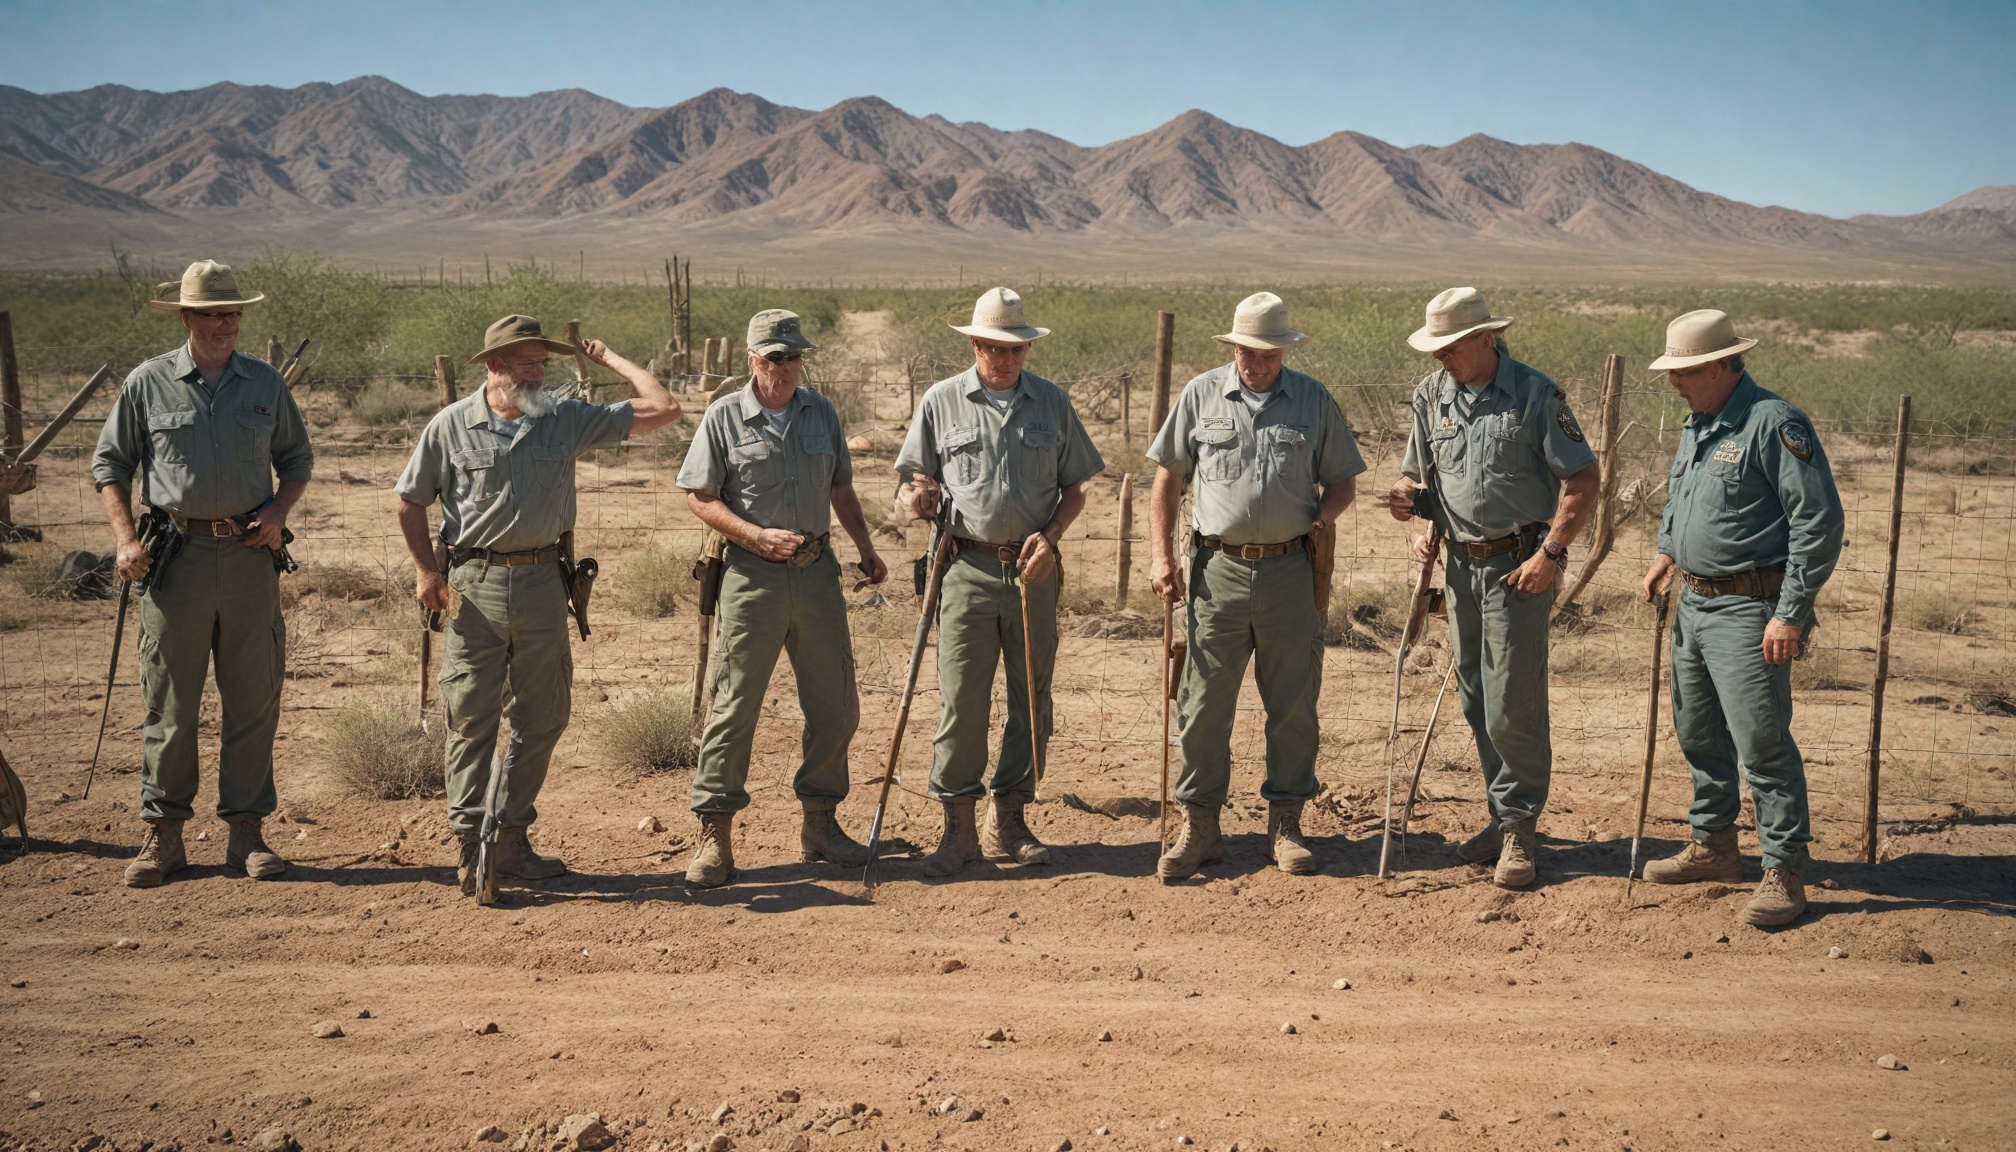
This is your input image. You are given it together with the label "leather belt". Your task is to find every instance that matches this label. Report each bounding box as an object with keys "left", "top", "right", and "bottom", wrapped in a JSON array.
[
  {"left": 175, "top": 516, "right": 244, "bottom": 538},
  {"left": 957, "top": 536, "right": 1023, "bottom": 562},
  {"left": 1199, "top": 535, "right": 1305, "bottom": 560},
  {"left": 1681, "top": 568, "right": 1784, "bottom": 600},
  {"left": 733, "top": 532, "right": 830, "bottom": 567},
  {"left": 451, "top": 543, "right": 563, "bottom": 568},
  {"left": 1453, "top": 524, "right": 1545, "bottom": 562}
]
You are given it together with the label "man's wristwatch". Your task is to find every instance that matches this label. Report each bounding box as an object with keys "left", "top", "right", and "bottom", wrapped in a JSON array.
[{"left": 1541, "top": 540, "right": 1569, "bottom": 568}]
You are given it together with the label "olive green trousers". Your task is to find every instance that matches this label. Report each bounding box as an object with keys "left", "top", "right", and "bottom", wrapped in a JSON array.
[
  {"left": 927, "top": 548, "right": 1058, "bottom": 801},
  {"left": 440, "top": 557, "right": 573, "bottom": 834}
]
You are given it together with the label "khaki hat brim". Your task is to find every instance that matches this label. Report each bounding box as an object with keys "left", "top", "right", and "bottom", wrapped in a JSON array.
[
  {"left": 1647, "top": 336, "right": 1758, "bottom": 371},
  {"left": 950, "top": 323, "right": 1049, "bottom": 345},
  {"left": 467, "top": 337, "right": 578, "bottom": 366},
  {"left": 1406, "top": 317, "right": 1512, "bottom": 353},
  {"left": 148, "top": 292, "right": 265, "bottom": 312},
  {"left": 1212, "top": 330, "right": 1308, "bottom": 350}
]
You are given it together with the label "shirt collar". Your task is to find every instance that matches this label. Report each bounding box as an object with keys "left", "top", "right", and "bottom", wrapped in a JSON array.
[
  {"left": 1690, "top": 373, "right": 1760, "bottom": 435},
  {"left": 172, "top": 344, "right": 244, "bottom": 389},
  {"left": 1437, "top": 354, "right": 1515, "bottom": 405},
  {"left": 1218, "top": 363, "right": 1302, "bottom": 404},
  {"left": 961, "top": 367, "right": 1024, "bottom": 405},
  {"left": 462, "top": 384, "right": 537, "bottom": 433},
  {"left": 737, "top": 380, "right": 810, "bottom": 424}
]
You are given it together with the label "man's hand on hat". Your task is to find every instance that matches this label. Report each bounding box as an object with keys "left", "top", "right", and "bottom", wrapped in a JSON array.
[{"left": 752, "top": 528, "right": 804, "bottom": 563}]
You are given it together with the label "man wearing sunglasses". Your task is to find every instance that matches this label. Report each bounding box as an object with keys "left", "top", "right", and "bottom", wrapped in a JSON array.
[
  {"left": 895, "top": 287, "right": 1104, "bottom": 877},
  {"left": 674, "top": 309, "right": 889, "bottom": 887},
  {"left": 395, "top": 314, "right": 679, "bottom": 892},
  {"left": 93, "top": 259, "right": 315, "bottom": 888}
]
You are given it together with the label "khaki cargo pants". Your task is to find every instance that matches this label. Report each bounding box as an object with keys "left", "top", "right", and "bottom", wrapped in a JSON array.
[
  {"left": 927, "top": 548, "right": 1058, "bottom": 801},
  {"left": 1444, "top": 548, "right": 1556, "bottom": 828},
  {"left": 440, "top": 557, "right": 573, "bottom": 834}
]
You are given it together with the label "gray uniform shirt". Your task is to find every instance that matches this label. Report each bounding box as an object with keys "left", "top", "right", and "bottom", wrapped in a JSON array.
[
  {"left": 1400, "top": 355, "right": 1596, "bottom": 543},
  {"left": 92, "top": 344, "right": 314, "bottom": 518},
  {"left": 1148, "top": 364, "right": 1367, "bottom": 544},
  {"left": 675, "top": 382, "right": 852, "bottom": 537},
  {"left": 896, "top": 368, "right": 1104, "bottom": 543},
  {"left": 393, "top": 387, "right": 634, "bottom": 551}
]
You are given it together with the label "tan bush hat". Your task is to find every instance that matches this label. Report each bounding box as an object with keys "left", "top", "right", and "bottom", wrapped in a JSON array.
[
  {"left": 1407, "top": 287, "right": 1512, "bottom": 352},
  {"left": 1647, "top": 309, "right": 1758, "bottom": 371},
  {"left": 746, "top": 309, "right": 817, "bottom": 355},
  {"left": 467, "top": 314, "right": 578, "bottom": 365},
  {"left": 950, "top": 287, "right": 1050, "bottom": 344},
  {"left": 148, "top": 259, "right": 264, "bottom": 312},
  {"left": 1211, "top": 292, "right": 1308, "bottom": 350}
]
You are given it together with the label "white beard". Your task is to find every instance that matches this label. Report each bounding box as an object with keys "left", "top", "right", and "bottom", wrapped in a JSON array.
[{"left": 509, "top": 378, "right": 558, "bottom": 418}]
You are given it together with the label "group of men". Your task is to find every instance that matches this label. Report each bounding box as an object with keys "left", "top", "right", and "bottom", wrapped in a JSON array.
[{"left": 93, "top": 260, "right": 1845, "bottom": 927}]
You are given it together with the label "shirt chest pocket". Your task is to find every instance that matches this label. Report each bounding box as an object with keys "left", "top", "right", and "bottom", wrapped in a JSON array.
[
  {"left": 1193, "top": 421, "right": 1242, "bottom": 483},
  {"left": 799, "top": 431, "right": 836, "bottom": 487},
  {"left": 148, "top": 409, "right": 197, "bottom": 463},
  {"left": 234, "top": 408, "right": 275, "bottom": 467},
  {"left": 1431, "top": 426, "right": 1464, "bottom": 476},
  {"left": 1018, "top": 426, "right": 1060, "bottom": 485},
  {"left": 730, "top": 437, "right": 784, "bottom": 492},
  {"left": 533, "top": 444, "right": 569, "bottom": 491},
  {"left": 451, "top": 447, "right": 503, "bottom": 500},
  {"left": 1483, "top": 414, "right": 1533, "bottom": 478},
  {"left": 939, "top": 424, "right": 984, "bottom": 488},
  {"left": 1265, "top": 425, "right": 1311, "bottom": 480}
]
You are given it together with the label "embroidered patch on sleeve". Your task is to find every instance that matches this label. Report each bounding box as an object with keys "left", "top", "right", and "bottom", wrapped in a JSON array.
[
  {"left": 1778, "top": 420, "right": 1815, "bottom": 462},
  {"left": 1557, "top": 403, "right": 1585, "bottom": 443},
  {"left": 1712, "top": 440, "right": 1745, "bottom": 465}
]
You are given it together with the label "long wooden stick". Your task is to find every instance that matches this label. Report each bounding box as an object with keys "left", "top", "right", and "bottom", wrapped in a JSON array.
[
  {"left": 1396, "top": 660, "right": 1458, "bottom": 859},
  {"left": 1160, "top": 599, "right": 1177, "bottom": 848},
  {"left": 1864, "top": 394, "right": 1911, "bottom": 864},
  {"left": 861, "top": 512, "right": 956, "bottom": 888},
  {"left": 1625, "top": 577, "right": 1675, "bottom": 905},
  {"left": 1013, "top": 565, "right": 1045, "bottom": 796},
  {"left": 1557, "top": 353, "right": 1625, "bottom": 617},
  {"left": 1114, "top": 475, "right": 1134, "bottom": 611},
  {"left": 1378, "top": 536, "right": 1441, "bottom": 879}
]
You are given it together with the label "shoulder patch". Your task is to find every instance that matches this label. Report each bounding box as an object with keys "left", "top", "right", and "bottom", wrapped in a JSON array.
[
  {"left": 1557, "top": 403, "right": 1585, "bottom": 443},
  {"left": 1778, "top": 420, "right": 1815, "bottom": 462}
]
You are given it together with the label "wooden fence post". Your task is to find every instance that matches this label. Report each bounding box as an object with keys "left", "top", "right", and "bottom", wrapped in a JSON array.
[
  {"left": 434, "top": 355, "right": 456, "bottom": 409},
  {"left": 0, "top": 311, "right": 21, "bottom": 532},
  {"left": 1114, "top": 474, "right": 1135, "bottom": 612},
  {"left": 265, "top": 336, "right": 283, "bottom": 367},
  {"left": 1149, "top": 311, "right": 1175, "bottom": 436},
  {"left": 1864, "top": 393, "right": 1911, "bottom": 865},
  {"left": 1121, "top": 369, "right": 1133, "bottom": 442},
  {"left": 1556, "top": 353, "right": 1625, "bottom": 616}
]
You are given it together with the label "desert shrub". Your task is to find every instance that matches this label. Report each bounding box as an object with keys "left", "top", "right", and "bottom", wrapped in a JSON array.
[
  {"left": 1328, "top": 578, "right": 1407, "bottom": 649},
  {"left": 613, "top": 541, "right": 698, "bottom": 617},
  {"left": 1901, "top": 587, "right": 1980, "bottom": 635},
  {"left": 598, "top": 692, "right": 697, "bottom": 774},
  {"left": 351, "top": 379, "right": 436, "bottom": 425},
  {"left": 322, "top": 704, "right": 442, "bottom": 800}
]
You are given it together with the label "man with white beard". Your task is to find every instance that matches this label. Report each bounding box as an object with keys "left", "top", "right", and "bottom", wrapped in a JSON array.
[{"left": 395, "top": 315, "right": 678, "bottom": 891}]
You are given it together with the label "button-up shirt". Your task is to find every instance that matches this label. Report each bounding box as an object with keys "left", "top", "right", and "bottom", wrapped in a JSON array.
[
  {"left": 393, "top": 386, "right": 633, "bottom": 552},
  {"left": 896, "top": 367, "right": 1104, "bottom": 543},
  {"left": 1400, "top": 355, "right": 1596, "bottom": 543},
  {"left": 1657, "top": 374, "right": 1844, "bottom": 627},
  {"left": 675, "top": 381, "right": 852, "bottom": 536},
  {"left": 91, "top": 344, "right": 314, "bottom": 519},
  {"left": 1148, "top": 364, "right": 1367, "bottom": 544}
]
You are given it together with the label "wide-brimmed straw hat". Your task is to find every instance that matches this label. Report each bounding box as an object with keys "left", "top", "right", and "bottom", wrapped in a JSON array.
[
  {"left": 1212, "top": 292, "right": 1308, "bottom": 350},
  {"left": 1407, "top": 287, "right": 1513, "bottom": 352},
  {"left": 746, "top": 309, "right": 818, "bottom": 355},
  {"left": 1647, "top": 309, "right": 1758, "bottom": 371},
  {"left": 949, "top": 287, "right": 1049, "bottom": 344},
  {"left": 467, "top": 314, "right": 578, "bottom": 365},
  {"left": 148, "top": 259, "right": 265, "bottom": 312}
]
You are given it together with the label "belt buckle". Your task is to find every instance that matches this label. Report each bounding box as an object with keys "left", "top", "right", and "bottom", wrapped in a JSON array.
[{"left": 1237, "top": 542, "right": 1266, "bottom": 560}]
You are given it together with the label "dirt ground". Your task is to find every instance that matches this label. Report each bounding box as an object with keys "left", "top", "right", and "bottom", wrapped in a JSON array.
[{"left": 2, "top": 353, "right": 2014, "bottom": 1152}]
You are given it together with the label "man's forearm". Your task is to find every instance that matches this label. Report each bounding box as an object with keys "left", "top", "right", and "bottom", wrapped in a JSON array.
[
  {"left": 102, "top": 482, "right": 139, "bottom": 546},
  {"left": 687, "top": 491, "right": 763, "bottom": 549},
  {"left": 267, "top": 478, "right": 308, "bottom": 518},
  {"left": 1043, "top": 482, "right": 1089, "bottom": 539},
  {"left": 1547, "top": 466, "right": 1601, "bottom": 547},
  {"left": 830, "top": 483, "right": 875, "bottom": 552},
  {"left": 396, "top": 499, "right": 439, "bottom": 573},
  {"left": 1149, "top": 467, "right": 1182, "bottom": 562},
  {"left": 1318, "top": 477, "right": 1356, "bottom": 525},
  {"left": 611, "top": 349, "right": 678, "bottom": 429}
]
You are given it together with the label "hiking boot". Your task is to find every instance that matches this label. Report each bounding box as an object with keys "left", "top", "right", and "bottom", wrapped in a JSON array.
[
  {"left": 799, "top": 798, "right": 871, "bottom": 868},
  {"left": 1641, "top": 827, "right": 1742, "bottom": 885},
  {"left": 1455, "top": 820, "right": 1502, "bottom": 863},
  {"left": 1740, "top": 867, "right": 1808, "bottom": 927},
  {"left": 226, "top": 819, "right": 287, "bottom": 881},
  {"left": 685, "top": 813, "right": 735, "bottom": 888},
  {"left": 495, "top": 825, "right": 566, "bottom": 880},
  {"left": 456, "top": 831, "right": 480, "bottom": 896},
  {"left": 123, "top": 819, "right": 187, "bottom": 889},
  {"left": 1157, "top": 803, "right": 1223, "bottom": 883},
  {"left": 981, "top": 794, "right": 1052, "bottom": 866},
  {"left": 1268, "top": 801, "right": 1318, "bottom": 875},
  {"left": 1494, "top": 817, "right": 1538, "bottom": 890},
  {"left": 920, "top": 798, "right": 982, "bottom": 878}
]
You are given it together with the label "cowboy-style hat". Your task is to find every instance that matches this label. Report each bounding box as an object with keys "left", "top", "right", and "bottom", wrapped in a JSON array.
[
  {"left": 1212, "top": 292, "right": 1308, "bottom": 350},
  {"left": 950, "top": 287, "right": 1050, "bottom": 345},
  {"left": 1647, "top": 309, "right": 1759, "bottom": 371},
  {"left": 746, "top": 309, "right": 818, "bottom": 355},
  {"left": 148, "top": 259, "right": 265, "bottom": 312},
  {"left": 467, "top": 314, "right": 579, "bottom": 365},
  {"left": 1407, "top": 287, "right": 1513, "bottom": 352}
]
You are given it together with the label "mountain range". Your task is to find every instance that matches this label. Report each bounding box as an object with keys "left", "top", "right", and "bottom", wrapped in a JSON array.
[{"left": 2, "top": 76, "right": 2011, "bottom": 280}]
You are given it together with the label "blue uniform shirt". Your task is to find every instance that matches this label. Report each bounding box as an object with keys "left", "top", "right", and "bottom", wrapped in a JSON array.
[{"left": 1400, "top": 355, "right": 1596, "bottom": 543}]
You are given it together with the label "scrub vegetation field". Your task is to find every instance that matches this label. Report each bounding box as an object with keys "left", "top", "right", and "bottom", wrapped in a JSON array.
[{"left": 1, "top": 265, "right": 2013, "bottom": 1152}]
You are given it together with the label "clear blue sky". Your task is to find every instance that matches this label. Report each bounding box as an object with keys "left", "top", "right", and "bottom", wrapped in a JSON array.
[{"left": 3, "top": 0, "right": 2010, "bottom": 217}]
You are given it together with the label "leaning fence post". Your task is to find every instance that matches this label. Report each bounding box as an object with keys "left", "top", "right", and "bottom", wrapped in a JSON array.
[
  {"left": 0, "top": 311, "right": 21, "bottom": 533},
  {"left": 1150, "top": 311, "right": 1175, "bottom": 436},
  {"left": 1864, "top": 393, "right": 1911, "bottom": 865},
  {"left": 434, "top": 355, "right": 457, "bottom": 409},
  {"left": 1114, "top": 474, "right": 1135, "bottom": 612},
  {"left": 1556, "top": 353, "right": 1625, "bottom": 616}
]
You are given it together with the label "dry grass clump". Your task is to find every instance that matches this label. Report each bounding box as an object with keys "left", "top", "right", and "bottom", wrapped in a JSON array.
[
  {"left": 1327, "top": 578, "right": 1408, "bottom": 649},
  {"left": 613, "top": 541, "right": 699, "bottom": 618},
  {"left": 598, "top": 692, "right": 698, "bottom": 775},
  {"left": 351, "top": 380, "right": 436, "bottom": 426},
  {"left": 1901, "top": 587, "right": 1981, "bottom": 635},
  {"left": 322, "top": 703, "right": 442, "bottom": 800},
  {"left": 1791, "top": 645, "right": 1868, "bottom": 691}
]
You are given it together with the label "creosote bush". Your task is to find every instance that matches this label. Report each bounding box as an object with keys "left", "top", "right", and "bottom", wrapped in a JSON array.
[
  {"left": 614, "top": 542, "right": 699, "bottom": 618},
  {"left": 599, "top": 692, "right": 697, "bottom": 775},
  {"left": 323, "top": 704, "right": 442, "bottom": 800}
]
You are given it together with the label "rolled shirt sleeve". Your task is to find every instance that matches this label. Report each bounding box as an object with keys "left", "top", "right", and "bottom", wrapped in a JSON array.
[
  {"left": 91, "top": 372, "right": 150, "bottom": 492},
  {"left": 269, "top": 380, "right": 315, "bottom": 484},
  {"left": 1315, "top": 390, "right": 1367, "bottom": 487},
  {"left": 392, "top": 412, "right": 452, "bottom": 508},
  {"left": 1145, "top": 385, "right": 1199, "bottom": 476}
]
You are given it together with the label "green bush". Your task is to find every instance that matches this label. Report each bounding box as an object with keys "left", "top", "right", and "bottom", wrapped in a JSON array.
[
  {"left": 613, "top": 541, "right": 698, "bottom": 618},
  {"left": 352, "top": 379, "right": 436, "bottom": 425},
  {"left": 598, "top": 691, "right": 698, "bottom": 775},
  {"left": 322, "top": 704, "right": 442, "bottom": 800}
]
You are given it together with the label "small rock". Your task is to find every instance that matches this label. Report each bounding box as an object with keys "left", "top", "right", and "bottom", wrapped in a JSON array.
[
  {"left": 638, "top": 815, "right": 664, "bottom": 834},
  {"left": 847, "top": 435, "right": 873, "bottom": 453},
  {"left": 195, "top": 830, "right": 210, "bottom": 841},
  {"left": 1052, "top": 1140, "right": 1074, "bottom": 1152},
  {"left": 1476, "top": 910, "right": 1502, "bottom": 923},
  {"left": 1129, "top": 967, "right": 1144, "bottom": 981},
  {"left": 827, "top": 1117, "right": 855, "bottom": 1134},
  {"left": 710, "top": 1102, "right": 734, "bottom": 1124},
  {"left": 1828, "top": 946, "right": 1844, "bottom": 959},
  {"left": 776, "top": 1089, "right": 800, "bottom": 1103},
  {"left": 1819, "top": 878, "right": 1840, "bottom": 890},
  {"left": 1095, "top": 1127, "right": 1110, "bottom": 1136},
  {"left": 961, "top": 1106, "right": 984, "bottom": 1123},
  {"left": 938, "top": 958, "right": 966, "bottom": 974},
  {"left": 1097, "top": 1029, "right": 1113, "bottom": 1042},
  {"left": 294, "top": 829, "right": 309, "bottom": 840},
  {"left": 1176, "top": 1138, "right": 1192, "bottom": 1147},
  {"left": 249, "top": 1129, "right": 300, "bottom": 1152},
  {"left": 983, "top": 1027, "right": 1007, "bottom": 1042},
  {"left": 938, "top": 1096, "right": 962, "bottom": 1115},
  {"left": 1279, "top": 1022, "right": 1298, "bottom": 1035},
  {"left": 1333, "top": 978, "right": 1352, "bottom": 990},
  {"left": 8, "top": 979, "right": 23, "bottom": 988},
  {"left": 473, "top": 1125, "right": 508, "bottom": 1144},
  {"left": 1438, "top": 1109, "right": 1456, "bottom": 1121},
  {"left": 707, "top": 1137, "right": 732, "bottom": 1152},
  {"left": 25, "top": 1090, "right": 44, "bottom": 1108},
  {"left": 848, "top": 1102, "right": 868, "bottom": 1116},
  {"left": 310, "top": 1021, "right": 344, "bottom": 1039},
  {"left": 356, "top": 1008, "right": 373, "bottom": 1019},
  {"left": 1876, "top": 1054, "right": 1905, "bottom": 1071},
  {"left": 465, "top": 1020, "right": 498, "bottom": 1035},
  {"left": 1902, "top": 947, "right": 1933, "bottom": 965},
  {"left": 553, "top": 1113, "right": 615, "bottom": 1151},
  {"left": 876, "top": 1029, "right": 903, "bottom": 1047},
  {"left": 1714, "top": 934, "right": 1730, "bottom": 944},
  {"left": 1703, "top": 883, "right": 1736, "bottom": 898},
  {"left": 112, "top": 938, "right": 140, "bottom": 950},
  {"left": 1872, "top": 1129, "right": 1890, "bottom": 1141},
  {"left": 778, "top": 1137, "right": 810, "bottom": 1152}
]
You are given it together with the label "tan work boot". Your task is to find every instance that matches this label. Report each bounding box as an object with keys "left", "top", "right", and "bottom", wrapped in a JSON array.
[
  {"left": 1740, "top": 867, "right": 1808, "bottom": 927},
  {"left": 685, "top": 813, "right": 735, "bottom": 888},
  {"left": 1641, "top": 827, "right": 1742, "bottom": 885},
  {"left": 494, "top": 825, "right": 566, "bottom": 880},
  {"left": 1268, "top": 801, "right": 1318, "bottom": 875},
  {"left": 799, "top": 799, "right": 871, "bottom": 867},
  {"left": 123, "top": 819, "right": 188, "bottom": 889},
  {"left": 225, "top": 819, "right": 287, "bottom": 880},
  {"left": 1455, "top": 820, "right": 1502, "bottom": 863},
  {"left": 920, "top": 798, "right": 982, "bottom": 878},
  {"left": 456, "top": 831, "right": 480, "bottom": 896},
  {"left": 1157, "top": 803, "right": 1223, "bottom": 883},
  {"left": 981, "top": 795, "right": 1052, "bottom": 866},
  {"left": 1494, "top": 817, "right": 1538, "bottom": 889}
]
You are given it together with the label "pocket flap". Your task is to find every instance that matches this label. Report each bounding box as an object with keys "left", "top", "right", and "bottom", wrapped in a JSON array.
[
  {"left": 1020, "top": 427, "right": 1059, "bottom": 447},
  {"left": 801, "top": 432, "right": 833, "bottom": 454},
  {"left": 533, "top": 445, "right": 567, "bottom": 462},
  {"left": 730, "top": 438, "right": 772, "bottom": 463},
  {"left": 1194, "top": 425, "right": 1237, "bottom": 446},
  {"left": 451, "top": 447, "right": 497, "bottom": 470},
  {"left": 149, "top": 409, "right": 195, "bottom": 431},
  {"left": 237, "top": 409, "right": 274, "bottom": 429},
  {"left": 1271, "top": 426, "right": 1309, "bottom": 445},
  {"left": 941, "top": 424, "right": 981, "bottom": 451}
]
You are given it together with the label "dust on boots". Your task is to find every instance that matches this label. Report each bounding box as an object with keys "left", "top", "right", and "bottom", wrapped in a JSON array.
[
  {"left": 981, "top": 795, "right": 1051, "bottom": 866},
  {"left": 921, "top": 798, "right": 983, "bottom": 877}
]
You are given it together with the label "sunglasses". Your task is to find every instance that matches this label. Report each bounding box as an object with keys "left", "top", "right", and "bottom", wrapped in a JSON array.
[
  {"left": 187, "top": 309, "right": 243, "bottom": 321},
  {"left": 760, "top": 349, "right": 803, "bottom": 364}
]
